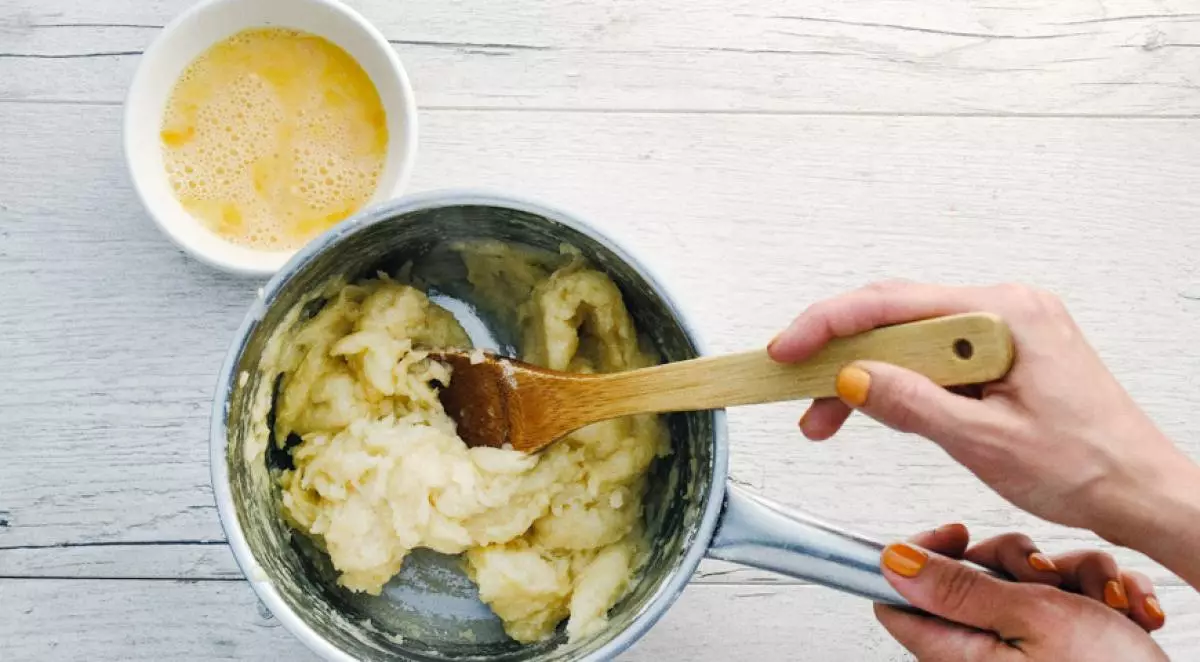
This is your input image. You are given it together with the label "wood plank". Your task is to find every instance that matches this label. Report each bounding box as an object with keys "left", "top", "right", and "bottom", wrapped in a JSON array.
[
  {"left": 3, "top": 542, "right": 1192, "bottom": 598},
  {"left": 0, "top": 543, "right": 767, "bottom": 584},
  {"left": 0, "top": 543, "right": 243, "bottom": 580},
  {"left": 3, "top": 579, "right": 1199, "bottom": 660},
  {"left": 2, "top": 104, "right": 1198, "bottom": 585},
  {"left": 0, "top": 543, "right": 781, "bottom": 584},
  {"left": 2, "top": 543, "right": 1193, "bottom": 596},
  {"left": 3, "top": 0, "right": 1200, "bottom": 114}
]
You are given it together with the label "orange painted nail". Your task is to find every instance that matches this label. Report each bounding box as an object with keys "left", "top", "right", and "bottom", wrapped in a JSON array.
[
  {"left": 1104, "top": 579, "right": 1130, "bottom": 610},
  {"left": 835, "top": 365, "right": 871, "bottom": 407},
  {"left": 1027, "top": 553, "right": 1057, "bottom": 573},
  {"left": 882, "top": 543, "right": 928, "bottom": 578},
  {"left": 1145, "top": 596, "right": 1165, "bottom": 624}
]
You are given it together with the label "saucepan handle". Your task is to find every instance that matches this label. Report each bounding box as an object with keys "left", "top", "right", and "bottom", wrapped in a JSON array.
[{"left": 705, "top": 482, "right": 906, "bottom": 605}]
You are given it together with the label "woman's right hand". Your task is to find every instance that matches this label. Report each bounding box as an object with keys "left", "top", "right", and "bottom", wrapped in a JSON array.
[{"left": 768, "top": 282, "right": 1200, "bottom": 586}]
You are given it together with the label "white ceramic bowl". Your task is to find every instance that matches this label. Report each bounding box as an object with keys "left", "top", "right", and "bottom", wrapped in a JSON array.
[{"left": 124, "top": 0, "right": 417, "bottom": 276}]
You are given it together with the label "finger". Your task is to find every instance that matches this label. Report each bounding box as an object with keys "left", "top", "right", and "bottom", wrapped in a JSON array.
[
  {"left": 874, "top": 603, "right": 1012, "bottom": 662},
  {"left": 768, "top": 281, "right": 981, "bottom": 363},
  {"left": 909, "top": 523, "right": 971, "bottom": 560},
  {"left": 834, "top": 361, "right": 1002, "bottom": 446},
  {"left": 1121, "top": 570, "right": 1166, "bottom": 632},
  {"left": 1051, "top": 550, "right": 1128, "bottom": 613},
  {"left": 798, "top": 398, "right": 852, "bottom": 440},
  {"left": 964, "top": 533, "right": 1062, "bottom": 586},
  {"left": 880, "top": 541, "right": 1039, "bottom": 636}
]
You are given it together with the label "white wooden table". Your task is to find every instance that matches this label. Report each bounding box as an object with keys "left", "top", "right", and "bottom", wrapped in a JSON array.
[{"left": 3, "top": 0, "right": 1200, "bottom": 659}]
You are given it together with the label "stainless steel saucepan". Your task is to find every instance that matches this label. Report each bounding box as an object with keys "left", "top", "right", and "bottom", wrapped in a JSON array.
[{"left": 211, "top": 190, "right": 923, "bottom": 662}]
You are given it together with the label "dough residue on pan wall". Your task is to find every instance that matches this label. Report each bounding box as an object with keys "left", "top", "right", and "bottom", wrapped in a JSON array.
[{"left": 256, "top": 242, "right": 671, "bottom": 643}]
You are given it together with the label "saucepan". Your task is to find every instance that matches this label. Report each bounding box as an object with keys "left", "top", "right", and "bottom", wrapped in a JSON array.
[{"left": 211, "top": 190, "right": 917, "bottom": 662}]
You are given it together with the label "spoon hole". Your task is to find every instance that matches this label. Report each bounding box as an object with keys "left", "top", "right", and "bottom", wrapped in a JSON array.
[{"left": 953, "top": 338, "right": 974, "bottom": 360}]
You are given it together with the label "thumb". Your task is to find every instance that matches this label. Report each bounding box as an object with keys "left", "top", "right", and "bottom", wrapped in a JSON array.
[
  {"left": 880, "top": 541, "right": 1038, "bottom": 637},
  {"left": 835, "top": 360, "right": 990, "bottom": 442}
]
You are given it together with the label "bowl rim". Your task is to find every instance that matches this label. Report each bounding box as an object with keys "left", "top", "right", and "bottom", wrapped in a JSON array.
[
  {"left": 209, "top": 189, "right": 732, "bottom": 661},
  {"left": 123, "top": 0, "right": 419, "bottom": 277}
]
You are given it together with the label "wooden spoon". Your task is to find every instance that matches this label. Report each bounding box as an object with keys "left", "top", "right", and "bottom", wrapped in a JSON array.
[{"left": 431, "top": 312, "right": 1012, "bottom": 453}]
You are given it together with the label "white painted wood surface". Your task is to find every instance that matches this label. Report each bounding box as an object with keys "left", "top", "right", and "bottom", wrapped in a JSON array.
[
  {"left": 4, "top": 581, "right": 1200, "bottom": 661},
  {"left": 2, "top": 0, "right": 1199, "bottom": 659},
  {"left": 6, "top": 0, "right": 1200, "bottom": 115}
]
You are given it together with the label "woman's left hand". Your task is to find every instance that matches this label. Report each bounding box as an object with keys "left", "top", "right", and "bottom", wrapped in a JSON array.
[{"left": 876, "top": 524, "right": 1168, "bottom": 661}]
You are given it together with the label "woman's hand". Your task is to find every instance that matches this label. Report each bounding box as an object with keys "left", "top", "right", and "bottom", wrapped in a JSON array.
[
  {"left": 768, "top": 281, "right": 1200, "bottom": 587},
  {"left": 877, "top": 525, "right": 1168, "bottom": 661},
  {"left": 903, "top": 524, "right": 1166, "bottom": 632}
]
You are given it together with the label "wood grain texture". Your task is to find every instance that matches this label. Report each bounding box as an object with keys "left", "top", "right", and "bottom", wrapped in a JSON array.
[
  {"left": 0, "top": 543, "right": 243, "bottom": 580},
  {"left": 3, "top": 103, "right": 1198, "bottom": 561},
  {"left": 4, "top": 0, "right": 1200, "bottom": 114},
  {"left": 592, "top": 313, "right": 1013, "bottom": 410},
  {"left": 0, "top": 542, "right": 788, "bottom": 585},
  {"left": 4, "top": 0, "right": 1200, "bottom": 652},
  {"left": 464, "top": 313, "right": 1012, "bottom": 452},
  {"left": 3, "top": 579, "right": 1200, "bottom": 660}
]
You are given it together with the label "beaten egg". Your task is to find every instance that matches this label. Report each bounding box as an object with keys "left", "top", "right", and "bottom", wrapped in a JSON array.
[{"left": 160, "top": 28, "right": 388, "bottom": 251}]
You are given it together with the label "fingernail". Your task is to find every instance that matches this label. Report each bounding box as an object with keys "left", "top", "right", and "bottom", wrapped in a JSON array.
[
  {"left": 767, "top": 330, "right": 787, "bottom": 354},
  {"left": 1145, "top": 596, "right": 1165, "bottom": 624},
  {"left": 835, "top": 365, "right": 871, "bottom": 407},
  {"left": 1104, "top": 579, "right": 1130, "bottom": 610},
  {"left": 934, "top": 522, "right": 966, "bottom": 537},
  {"left": 882, "top": 543, "right": 928, "bottom": 578},
  {"left": 1027, "top": 552, "right": 1057, "bottom": 573}
]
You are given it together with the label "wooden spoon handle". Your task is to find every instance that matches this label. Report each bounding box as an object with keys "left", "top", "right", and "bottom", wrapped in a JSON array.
[{"left": 593, "top": 312, "right": 1013, "bottom": 416}]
